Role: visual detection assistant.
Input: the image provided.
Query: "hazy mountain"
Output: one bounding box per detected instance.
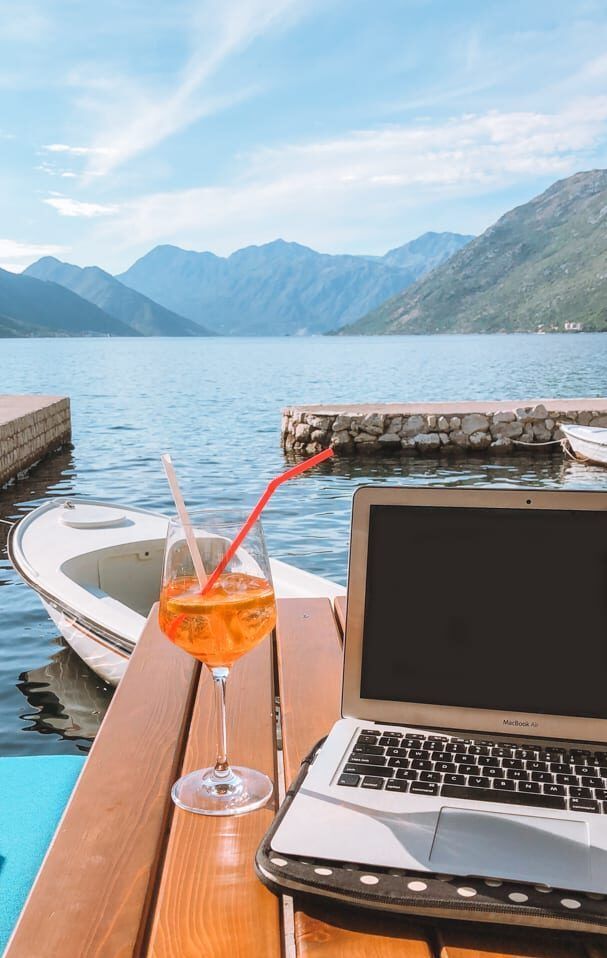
[341,170,607,334]
[117,233,472,335]
[25,258,211,336]
[0,267,136,337]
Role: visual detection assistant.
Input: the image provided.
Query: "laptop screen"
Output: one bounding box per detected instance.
[360,504,607,719]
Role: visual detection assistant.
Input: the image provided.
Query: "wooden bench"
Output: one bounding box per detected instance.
[6,598,604,957]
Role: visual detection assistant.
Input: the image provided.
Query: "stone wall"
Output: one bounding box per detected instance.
[281,400,607,456]
[0,396,71,488]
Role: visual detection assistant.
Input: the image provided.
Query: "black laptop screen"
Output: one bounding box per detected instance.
[360,504,607,719]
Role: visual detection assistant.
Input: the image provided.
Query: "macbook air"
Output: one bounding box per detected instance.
[272,486,607,893]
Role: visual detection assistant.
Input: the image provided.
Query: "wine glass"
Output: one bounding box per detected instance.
[159,508,276,815]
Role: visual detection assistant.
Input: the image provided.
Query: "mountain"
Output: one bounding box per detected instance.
[341,170,607,335]
[117,233,472,335]
[24,258,211,336]
[0,267,136,337]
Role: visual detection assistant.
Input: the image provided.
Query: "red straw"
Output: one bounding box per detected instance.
[201,446,334,595]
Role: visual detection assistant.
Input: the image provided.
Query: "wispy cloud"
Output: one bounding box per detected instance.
[0,238,67,271]
[100,97,607,254]
[83,0,305,177]
[42,143,116,156]
[43,196,117,217]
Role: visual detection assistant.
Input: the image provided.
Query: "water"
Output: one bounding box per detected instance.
[1,333,606,756]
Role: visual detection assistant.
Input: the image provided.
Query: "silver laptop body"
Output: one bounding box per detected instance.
[272,486,607,893]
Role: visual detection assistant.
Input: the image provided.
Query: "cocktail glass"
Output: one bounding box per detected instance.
[159,509,276,816]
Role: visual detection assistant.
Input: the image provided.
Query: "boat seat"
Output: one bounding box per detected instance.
[0,755,85,953]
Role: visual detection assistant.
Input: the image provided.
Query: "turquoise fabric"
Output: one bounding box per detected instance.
[0,755,85,954]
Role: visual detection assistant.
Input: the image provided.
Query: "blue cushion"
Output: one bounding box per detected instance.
[0,755,85,954]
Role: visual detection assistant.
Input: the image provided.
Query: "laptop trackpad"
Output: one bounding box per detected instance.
[430,807,590,886]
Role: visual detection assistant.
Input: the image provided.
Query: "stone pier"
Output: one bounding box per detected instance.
[0,396,71,488]
[281,399,607,456]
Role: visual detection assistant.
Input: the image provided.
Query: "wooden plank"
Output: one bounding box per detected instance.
[334,594,346,638]
[6,606,199,958]
[146,629,282,958]
[275,597,434,958]
[437,924,589,958]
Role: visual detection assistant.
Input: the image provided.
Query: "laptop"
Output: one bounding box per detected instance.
[271,485,607,893]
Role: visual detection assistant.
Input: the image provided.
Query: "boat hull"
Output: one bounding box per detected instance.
[560,424,607,466]
[43,599,131,686]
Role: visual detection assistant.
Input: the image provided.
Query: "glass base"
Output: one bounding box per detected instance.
[171,765,273,816]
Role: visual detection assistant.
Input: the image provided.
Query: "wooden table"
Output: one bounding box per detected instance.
[6,598,605,958]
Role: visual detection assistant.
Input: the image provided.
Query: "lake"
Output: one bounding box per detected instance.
[1,333,606,755]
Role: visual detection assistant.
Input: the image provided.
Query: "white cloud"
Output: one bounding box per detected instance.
[0,238,68,270]
[83,0,305,177]
[43,197,117,217]
[42,143,116,156]
[101,98,607,254]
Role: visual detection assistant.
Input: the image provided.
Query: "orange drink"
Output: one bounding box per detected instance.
[159,571,276,667]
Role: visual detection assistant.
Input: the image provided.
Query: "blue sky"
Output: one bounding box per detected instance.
[2,0,607,272]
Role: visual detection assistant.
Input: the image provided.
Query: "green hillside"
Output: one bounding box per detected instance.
[342,170,607,334]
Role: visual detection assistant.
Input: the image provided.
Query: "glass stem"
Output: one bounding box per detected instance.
[211,667,232,779]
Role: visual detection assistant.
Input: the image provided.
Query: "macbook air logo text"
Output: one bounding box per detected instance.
[503,718,539,728]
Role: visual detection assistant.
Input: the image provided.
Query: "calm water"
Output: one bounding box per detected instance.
[1,334,606,755]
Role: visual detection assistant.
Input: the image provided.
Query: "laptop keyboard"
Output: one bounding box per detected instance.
[337,728,607,814]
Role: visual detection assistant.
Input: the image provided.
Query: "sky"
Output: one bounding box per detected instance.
[2,0,607,273]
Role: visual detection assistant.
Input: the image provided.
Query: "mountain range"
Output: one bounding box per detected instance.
[24,259,211,336]
[117,232,472,335]
[342,170,607,334]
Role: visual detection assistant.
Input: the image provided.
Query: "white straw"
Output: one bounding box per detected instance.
[161,453,207,589]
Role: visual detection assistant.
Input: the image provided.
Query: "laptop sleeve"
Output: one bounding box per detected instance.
[255,738,607,935]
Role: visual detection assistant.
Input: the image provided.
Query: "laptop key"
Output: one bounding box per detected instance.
[444,773,466,786]
[338,773,361,787]
[458,764,480,776]
[467,745,489,756]
[570,786,592,799]
[344,763,392,777]
[544,783,566,797]
[385,779,409,792]
[420,771,441,783]
[361,729,379,736]
[582,777,603,789]
[387,757,410,768]
[468,776,490,788]
[478,756,500,767]
[531,772,553,783]
[506,769,529,781]
[574,766,597,776]
[502,759,524,770]
[569,798,599,813]
[410,782,439,796]
[379,736,400,747]
[518,781,541,794]
[356,735,379,746]
[527,761,548,772]
[406,731,425,739]
[440,784,566,810]
[396,769,418,781]
[386,747,409,757]
[595,788,607,801]
[361,776,385,790]
[431,752,453,763]
[550,763,572,774]
[556,774,577,786]
[408,749,427,760]
[435,762,457,773]
[484,766,504,779]
[352,744,385,755]
[349,753,388,765]
[411,760,433,771]
[493,779,515,792]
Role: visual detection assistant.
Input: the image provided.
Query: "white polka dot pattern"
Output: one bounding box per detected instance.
[508,892,528,903]
[360,874,379,885]
[457,886,477,898]
[270,857,287,867]
[314,867,333,876]
[407,881,427,892]
[560,898,582,910]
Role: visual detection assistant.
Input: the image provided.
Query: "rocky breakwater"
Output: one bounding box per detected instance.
[281,400,607,457]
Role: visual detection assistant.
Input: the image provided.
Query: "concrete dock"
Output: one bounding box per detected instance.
[0,396,71,488]
[282,399,607,456]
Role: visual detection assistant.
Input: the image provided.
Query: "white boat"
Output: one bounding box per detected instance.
[560,423,607,466]
[8,498,345,686]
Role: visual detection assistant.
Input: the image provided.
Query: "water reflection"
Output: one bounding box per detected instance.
[17,639,113,751]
